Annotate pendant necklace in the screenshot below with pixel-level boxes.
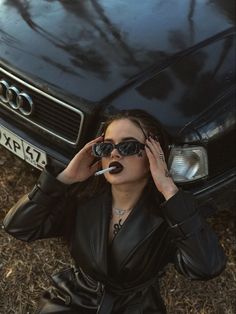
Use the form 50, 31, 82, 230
111, 207, 133, 237
113, 207, 132, 217
113, 208, 127, 216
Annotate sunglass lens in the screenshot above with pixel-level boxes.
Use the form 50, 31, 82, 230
93, 141, 143, 157
119, 141, 138, 156
101, 143, 113, 156
93, 143, 113, 157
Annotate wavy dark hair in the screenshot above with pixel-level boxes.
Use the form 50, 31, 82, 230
70, 109, 170, 201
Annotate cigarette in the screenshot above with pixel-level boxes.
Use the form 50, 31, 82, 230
94, 166, 116, 176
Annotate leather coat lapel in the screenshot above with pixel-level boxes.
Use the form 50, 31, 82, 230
109, 188, 164, 272
78, 186, 163, 277
79, 190, 112, 276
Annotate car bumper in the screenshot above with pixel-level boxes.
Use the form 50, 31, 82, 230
192, 168, 236, 213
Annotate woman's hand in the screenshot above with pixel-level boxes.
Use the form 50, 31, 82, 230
145, 137, 178, 200
56, 136, 103, 184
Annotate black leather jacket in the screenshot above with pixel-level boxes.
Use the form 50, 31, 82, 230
3, 167, 226, 314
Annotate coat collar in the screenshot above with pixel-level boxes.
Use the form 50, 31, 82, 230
108, 186, 164, 272
78, 185, 164, 276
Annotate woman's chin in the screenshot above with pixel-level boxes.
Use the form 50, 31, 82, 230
104, 173, 125, 185
104, 173, 148, 187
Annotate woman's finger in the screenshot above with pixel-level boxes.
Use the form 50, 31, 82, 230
81, 136, 104, 155
146, 138, 161, 161
145, 144, 161, 168
148, 138, 163, 155
90, 160, 101, 173
148, 138, 166, 162
85, 135, 103, 146
146, 139, 167, 173
145, 144, 155, 162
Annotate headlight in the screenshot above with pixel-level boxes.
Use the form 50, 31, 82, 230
168, 146, 208, 183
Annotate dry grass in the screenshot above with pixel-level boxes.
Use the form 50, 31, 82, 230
0, 147, 236, 314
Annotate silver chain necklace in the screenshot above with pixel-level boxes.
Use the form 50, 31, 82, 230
113, 207, 132, 217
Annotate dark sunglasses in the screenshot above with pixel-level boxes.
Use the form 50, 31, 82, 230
92, 141, 145, 157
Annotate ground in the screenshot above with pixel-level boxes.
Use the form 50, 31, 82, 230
0, 146, 235, 314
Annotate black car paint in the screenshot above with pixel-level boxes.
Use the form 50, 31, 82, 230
0, 0, 235, 210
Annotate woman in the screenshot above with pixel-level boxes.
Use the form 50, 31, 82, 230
3, 109, 226, 314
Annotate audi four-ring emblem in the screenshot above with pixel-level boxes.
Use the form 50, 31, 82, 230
0, 79, 34, 116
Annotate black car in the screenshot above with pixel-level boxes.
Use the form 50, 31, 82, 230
0, 0, 235, 211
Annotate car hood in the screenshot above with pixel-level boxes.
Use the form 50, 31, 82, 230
0, 0, 235, 136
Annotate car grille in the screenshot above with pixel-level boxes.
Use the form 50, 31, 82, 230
0, 67, 84, 145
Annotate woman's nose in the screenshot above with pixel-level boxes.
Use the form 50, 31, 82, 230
110, 147, 121, 158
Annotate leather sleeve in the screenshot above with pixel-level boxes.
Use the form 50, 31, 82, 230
160, 190, 227, 280
2, 166, 71, 242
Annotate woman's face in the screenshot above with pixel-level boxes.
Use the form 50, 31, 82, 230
102, 118, 150, 186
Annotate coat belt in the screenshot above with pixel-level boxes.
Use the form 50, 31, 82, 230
97, 276, 159, 314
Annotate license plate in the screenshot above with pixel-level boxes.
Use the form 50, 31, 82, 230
0, 125, 47, 170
